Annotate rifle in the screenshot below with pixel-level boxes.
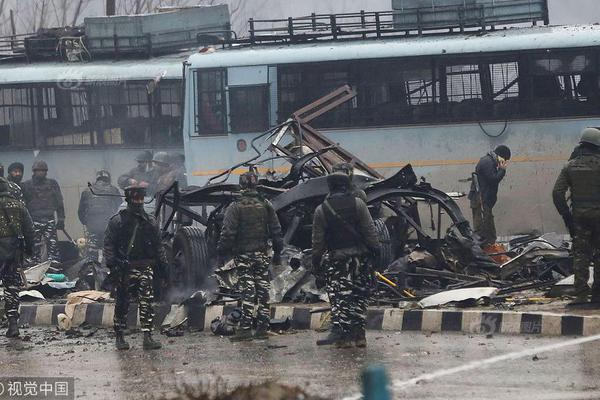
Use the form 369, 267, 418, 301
470, 172, 485, 223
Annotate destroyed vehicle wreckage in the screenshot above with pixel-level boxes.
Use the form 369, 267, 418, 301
155, 86, 572, 304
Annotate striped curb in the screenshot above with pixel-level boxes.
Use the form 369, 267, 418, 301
16, 303, 600, 337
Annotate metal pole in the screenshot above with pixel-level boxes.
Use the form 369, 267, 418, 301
106, 0, 116, 16
362, 364, 391, 400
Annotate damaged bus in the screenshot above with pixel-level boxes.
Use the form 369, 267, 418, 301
182, 11, 600, 237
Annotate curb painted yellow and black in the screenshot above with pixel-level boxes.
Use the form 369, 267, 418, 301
17, 303, 600, 337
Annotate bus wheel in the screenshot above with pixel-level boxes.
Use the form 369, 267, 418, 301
171, 227, 210, 290
373, 218, 394, 271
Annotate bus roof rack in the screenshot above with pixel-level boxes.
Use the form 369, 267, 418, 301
225, 0, 548, 46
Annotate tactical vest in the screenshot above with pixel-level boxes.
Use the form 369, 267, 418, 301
0, 195, 23, 239
87, 183, 118, 219
567, 153, 600, 209
234, 192, 270, 253
323, 193, 360, 250
23, 178, 58, 219
111, 209, 160, 262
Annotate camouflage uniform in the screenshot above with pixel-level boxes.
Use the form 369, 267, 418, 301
0, 179, 34, 325
21, 173, 65, 264
312, 175, 380, 345
553, 145, 600, 299
104, 205, 168, 334
78, 178, 121, 262
217, 189, 283, 335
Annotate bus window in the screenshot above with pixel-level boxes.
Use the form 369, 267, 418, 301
445, 62, 487, 121
489, 60, 520, 119
194, 69, 226, 136
0, 87, 35, 148
526, 51, 598, 117
229, 85, 269, 133
278, 63, 351, 128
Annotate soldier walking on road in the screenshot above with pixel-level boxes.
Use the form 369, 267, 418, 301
78, 170, 121, 262
104, 186, 168, 350
312, 173, 380, 348
21, 161, 65, 265
468, 145, 511, 247
553, 127, 600, 307
0, 177, 34, 337
217, 171, 283, 342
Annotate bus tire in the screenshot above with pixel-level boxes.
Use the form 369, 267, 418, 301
374, 218, 394, 271
171, 227, 210, 289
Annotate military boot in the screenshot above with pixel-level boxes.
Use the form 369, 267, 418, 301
567, 287, 590, 307
5, 317, 19, 338
316, 326, 343, 346
115, 332, 130, 350
335, 330, 354, 349
229, 328, 254, 342
352, 326, 367, 348
254, 325, 269, 340
143, 332, 162, 350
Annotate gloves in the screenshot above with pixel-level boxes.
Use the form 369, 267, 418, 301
216, 255, 225, 268
311, 253, 326, 289
56, 220, 65, 230
272, 252, 282, 266
562, 213, 575, 237
315, 276, 326, 290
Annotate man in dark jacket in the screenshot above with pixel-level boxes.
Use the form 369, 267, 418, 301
21, 160, 65, 264
217, 171, 283, 342
117, 151, 154, 191
468, 145, 511, 246
553, 128, 600, 306
0, 177, 34, 337
78, 170, 122, 262
104, 186, 168, 350
312, 173, 380, 348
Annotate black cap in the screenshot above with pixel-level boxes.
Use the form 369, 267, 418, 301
8, 162, 24, 173
494, 145, 511, 160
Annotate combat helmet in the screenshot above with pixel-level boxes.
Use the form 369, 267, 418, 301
239, 171, 258, 190
580, 127, 600, 147
32, 160, 48, 171
327, 172, 351, 192
332, 162, 354, 177
152, 152, 170, 166
135, 151, 153, 163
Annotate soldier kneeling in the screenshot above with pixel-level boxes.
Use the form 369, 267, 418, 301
104, 186, 168, 350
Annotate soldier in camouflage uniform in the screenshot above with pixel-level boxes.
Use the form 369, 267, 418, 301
21, 161, 65, 264
78, 170, 122, 262
553, 127, 600, 306
217, 171, 283, 342
312, 173, 380, 348
0, 177, 34, 337
104, 186, 168, 350
117, 151, 154, 192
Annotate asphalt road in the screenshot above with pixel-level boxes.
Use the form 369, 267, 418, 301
1, 328, 600, 400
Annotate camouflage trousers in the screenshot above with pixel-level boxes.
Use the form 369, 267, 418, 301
0, 261, 23, 318
471, 200, 497, 246
114, 265, 155, 333
234, 251, 271, 331
572, 213, 600, 295
84, 230, 103, 263
325, 255, 372, 334
32, 220, 60, 264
